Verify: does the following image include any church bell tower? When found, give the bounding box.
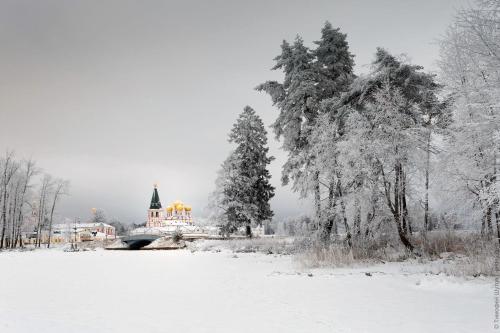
[147,184,163,227]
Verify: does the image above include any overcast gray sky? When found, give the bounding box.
[0,0,467,224]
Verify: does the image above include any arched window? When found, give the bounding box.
[156,212,159,217]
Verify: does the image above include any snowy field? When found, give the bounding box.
[0,249,493,333]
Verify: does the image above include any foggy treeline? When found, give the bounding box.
[0,151,69,249]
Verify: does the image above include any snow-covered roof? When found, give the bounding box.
[53,222,114,230]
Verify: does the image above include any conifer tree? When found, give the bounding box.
[210,152,246,236]
[312,22,356,241]
[211,106,275,237]
[257,23,355,238]
[314,22,355,100]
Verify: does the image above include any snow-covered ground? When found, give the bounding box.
[0,249,493,333]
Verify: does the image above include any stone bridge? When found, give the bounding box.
[120,234,162,249]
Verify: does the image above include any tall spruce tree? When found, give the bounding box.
[211,106,275,237]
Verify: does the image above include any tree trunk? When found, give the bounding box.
[313,171,321,230]
[365,207,374,238]
[353,197,361,237]
[15,160,35,249]
[0,189,8,249]
[36,192,45,248]
[488,206,493,235]
[424,129,431,233]
[337,180,352,248]
[0,153,17,249]
[9,181,20,248]
[401,169,410,235]
[47,204,56,248]
[7,197,14,248]
[393,212,414,251]
[481,209,487,235]
[47,181,65,248]
[381,161,414,252]
[495,210,500,246]
[321,179,337,242]
[36,176,52,248]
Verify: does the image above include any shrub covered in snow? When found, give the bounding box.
[189,237,302,255]
[296,231,496,276]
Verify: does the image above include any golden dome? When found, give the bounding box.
[175,204,184,211]
[166,206,173,212]
[184,205,192,211]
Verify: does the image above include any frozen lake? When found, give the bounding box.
[0,249,492,333]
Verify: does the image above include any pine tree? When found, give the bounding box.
[311,22,356,241]
[257,36,317,156]
[210,106,275,237]
[314,21,355,100]
[257,25,355,234]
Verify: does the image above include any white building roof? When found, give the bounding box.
[53,222,114,230]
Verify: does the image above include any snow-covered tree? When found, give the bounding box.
[345,84,422,250]
[256,36,317,189]
[46,179,69,248]
[209,153,240,236]
[257,23,355,233]
[314,21,355,100]
[0,150,68,248]
[325,49,446,251]
[35,174,52,247]
[0,151,19,248]
[438,0,500,238]
[210,106,275,237]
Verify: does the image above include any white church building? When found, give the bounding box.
[146,185,194,228]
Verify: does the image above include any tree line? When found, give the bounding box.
[212,1,500,252]
[0,151,69,249]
